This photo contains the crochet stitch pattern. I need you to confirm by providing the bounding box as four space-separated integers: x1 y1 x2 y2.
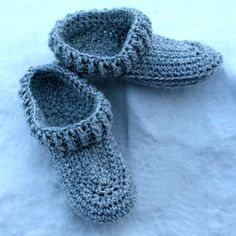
49 8 152 78
18 64 136 223
48 8 223 88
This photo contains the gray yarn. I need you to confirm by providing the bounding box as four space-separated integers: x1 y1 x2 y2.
48 8 152 78
48 8 223 88
18 63 136 223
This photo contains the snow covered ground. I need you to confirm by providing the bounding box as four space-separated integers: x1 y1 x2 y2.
1 0 236 235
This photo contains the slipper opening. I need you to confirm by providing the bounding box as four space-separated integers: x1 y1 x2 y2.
60 10 134 57
29 70 98 128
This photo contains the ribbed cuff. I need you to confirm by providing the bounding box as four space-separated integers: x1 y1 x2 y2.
19 64 112 151
48 8 152 77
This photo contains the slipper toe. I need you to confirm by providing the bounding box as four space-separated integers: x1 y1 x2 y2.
124 35 223 87
52 134 136 223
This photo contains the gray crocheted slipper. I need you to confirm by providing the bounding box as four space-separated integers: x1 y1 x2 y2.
18 64 136 223
48 8 223 88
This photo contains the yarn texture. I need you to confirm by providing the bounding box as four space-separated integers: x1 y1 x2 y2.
48 8 223 88
49 8 152 78
18 63 136 223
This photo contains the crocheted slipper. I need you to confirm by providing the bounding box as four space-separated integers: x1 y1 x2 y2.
18 64 136 223
48 8 223 88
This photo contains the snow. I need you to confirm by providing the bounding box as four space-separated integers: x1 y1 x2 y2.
0 0 236 235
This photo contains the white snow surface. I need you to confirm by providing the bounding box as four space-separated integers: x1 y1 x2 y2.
1 0 236 235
